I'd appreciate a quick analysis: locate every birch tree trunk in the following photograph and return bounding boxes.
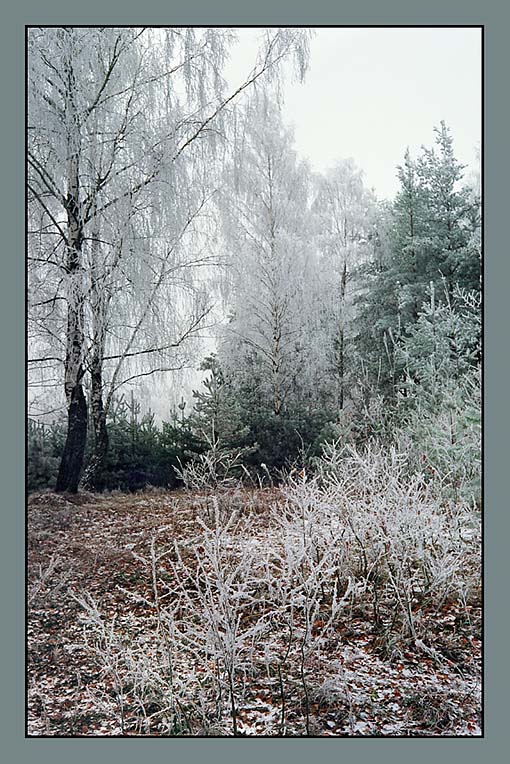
[81,228,110,491]
[334,259,348,411]
[55,36,88,492]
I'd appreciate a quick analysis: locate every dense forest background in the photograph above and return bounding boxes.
[27,28,481,504]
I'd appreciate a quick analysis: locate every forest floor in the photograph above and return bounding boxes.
[27,487,482,737]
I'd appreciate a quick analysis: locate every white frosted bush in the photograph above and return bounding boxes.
[73,445,480,734]
[284,442,480,644]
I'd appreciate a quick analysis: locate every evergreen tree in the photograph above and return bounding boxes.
[395,285,481,503]
[188,355,249,450]
[353,124,481,405]
[416,121,480,297]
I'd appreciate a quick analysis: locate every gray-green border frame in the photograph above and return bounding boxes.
[4,1,505,762]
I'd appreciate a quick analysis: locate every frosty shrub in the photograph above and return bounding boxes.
[74,504,273,734]
[72,442,480,734]
[395,286,481,506]
[73,588,217,735]
[162,504,274,735]
[73,488,356,735]
[174,436,249,491]
[266,480,357,732]
[28,554,68,607]
[286,442,480,652]
[396,367,481,506]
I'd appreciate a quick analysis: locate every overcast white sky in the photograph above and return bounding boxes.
[226,27,482,200]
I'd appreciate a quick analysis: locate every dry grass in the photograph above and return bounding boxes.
[27,481,481,737]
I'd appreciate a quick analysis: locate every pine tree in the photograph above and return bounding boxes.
[353,124,481,405]
[416,121,480,297]
[188,355,249,451]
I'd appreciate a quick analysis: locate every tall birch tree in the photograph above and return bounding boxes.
[28,27,311,491]
[313,160,376,410]
[218,97,319,419]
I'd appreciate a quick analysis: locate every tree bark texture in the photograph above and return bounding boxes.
[55,383,88,493]
[81,369,109,491]
[56,39,89,493]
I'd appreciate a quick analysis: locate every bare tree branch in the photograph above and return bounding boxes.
[27,184,69,245]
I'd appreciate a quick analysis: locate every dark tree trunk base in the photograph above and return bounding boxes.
[81,423,108,492]
[55,384,88,494]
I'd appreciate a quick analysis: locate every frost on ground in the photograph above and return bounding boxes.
[27,459,481,737]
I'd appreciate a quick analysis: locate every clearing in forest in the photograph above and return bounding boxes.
[27,484,481,737]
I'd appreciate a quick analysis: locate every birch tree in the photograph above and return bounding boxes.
[28,27,311,492]
[313,161,376,410]
[218,97,319,419]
